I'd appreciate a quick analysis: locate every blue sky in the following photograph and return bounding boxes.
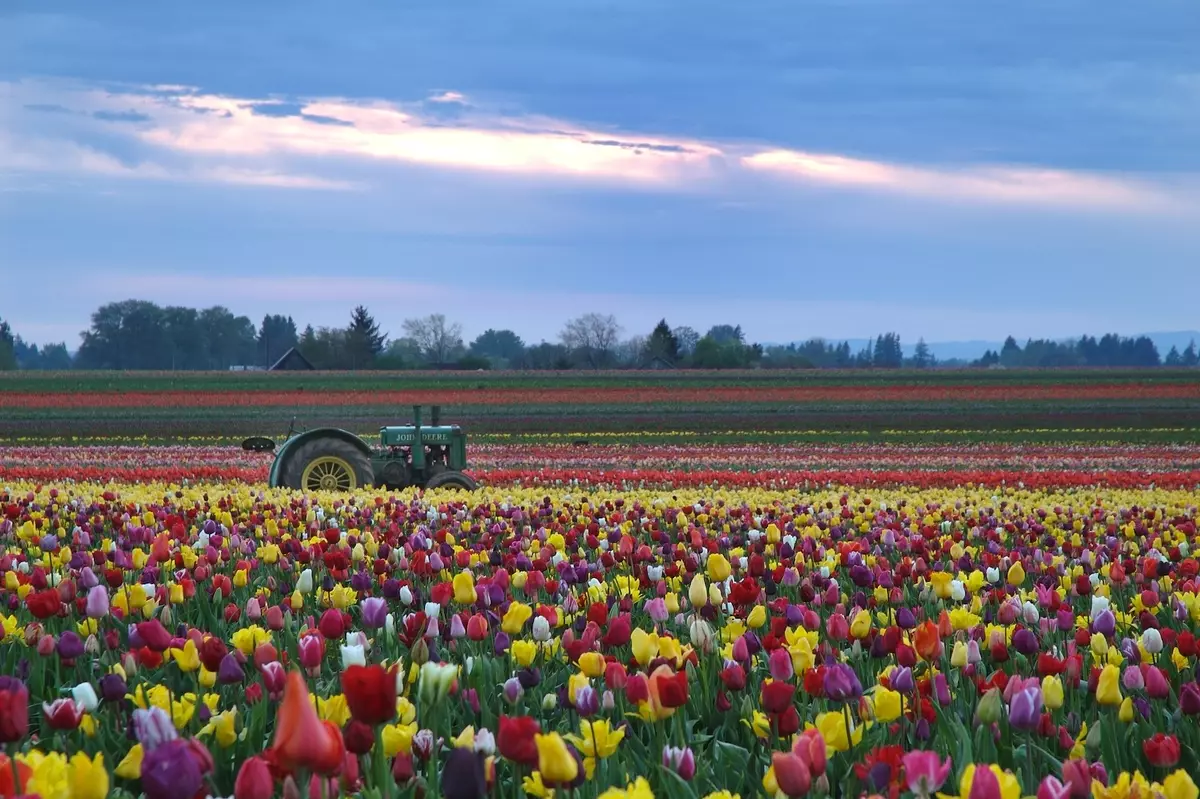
[2,0,1198,349]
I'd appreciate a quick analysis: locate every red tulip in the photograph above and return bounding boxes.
[1142,733,1180,767]
[341,664,398,726]
[497,715,540,767]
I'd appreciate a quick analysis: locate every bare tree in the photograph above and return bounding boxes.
[672,325,699,357]
[560,313,622,368]
[401,314,464,364]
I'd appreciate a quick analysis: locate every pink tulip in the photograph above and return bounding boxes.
[901,750,951,797]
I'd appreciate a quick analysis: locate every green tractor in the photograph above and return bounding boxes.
[242,405,477,492]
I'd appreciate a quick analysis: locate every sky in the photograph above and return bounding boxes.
[1,0,1198,349]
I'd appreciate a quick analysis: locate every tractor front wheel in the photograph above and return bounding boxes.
[424,470,478,491]
[282,437,374,492]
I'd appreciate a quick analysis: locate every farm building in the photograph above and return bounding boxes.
[269,347,315,371]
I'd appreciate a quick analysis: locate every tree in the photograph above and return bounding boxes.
[346,306,386,369]
[999,336,1023,368]
[199,306,257,369]
[402,314,464,365]
[872,333,903,368]
[705,324,744,345]
[912,338,933,369]
[672,326,699,357]
[258,314,299,368]
[644,319,680,367]
[1182,340,1199,367]
[469,329,526,368]
[526,342,573,370]
[560,313,622,369]
[75,300,170,369]
[1165,346,1182,366]
[0,318,16,371]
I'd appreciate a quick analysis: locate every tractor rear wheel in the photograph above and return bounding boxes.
[282,438,374,492]
[424,470,478,491]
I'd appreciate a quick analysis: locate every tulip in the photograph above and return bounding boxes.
[441,746,488,799]
[535,732,579,786]
[342,663,398,726]
[0,677,29,743]
[360,597,388,629]
[1037,776,1071,799]
[823,664,862,701]
[663,746,696,781]
[1096,664,1122,706]
[85,585,109,618]
[234,756,275,799]
[498,715,540,766]
[42,697,85,730]
[771,749,812,797]
[1008,686,1042,730]
[902,750,951,797]
[269,670,345,776]
[133,706,177,750]
[1143,733,1181,767]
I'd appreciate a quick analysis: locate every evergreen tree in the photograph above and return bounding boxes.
[346,306,387,368]
[258,314,299,368]
[645,319,680,366]
[1183,340,1199,367]
[1166,346,1182,366]
[912,338,933,368]
[0,318,16,371]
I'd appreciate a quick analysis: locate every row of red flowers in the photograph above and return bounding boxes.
[4,381,1198,408]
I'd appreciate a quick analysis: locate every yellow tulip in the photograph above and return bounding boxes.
[688,574,708,608]
[706,553,731,582]
[1007,562,1026,587]
[849,609,871,639]
[577,651,605,678]
[1096,663,1122,706]
[535,732,579,784]
[1042,676,1064,710]
[453,570,476,605]
[68,751,109,799]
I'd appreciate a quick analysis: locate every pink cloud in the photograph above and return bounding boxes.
[0,78,1187,211]
[741,149,1167,210]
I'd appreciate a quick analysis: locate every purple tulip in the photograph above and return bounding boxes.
[1008,685,1042,729]
[1092,609,1116,637]
[896,607,917,629]
[217,653,244,684]
[99,673,127,704]
[1012,628,1039,655]
[361,597,388,629]
[140,738,206,799]
[573,685,599,717]
[441,747,488,799]
[133,706,178,750]
[823,664,862,701]
[891,666,915,694]
[56,631,85,662]
[86,585,109,619]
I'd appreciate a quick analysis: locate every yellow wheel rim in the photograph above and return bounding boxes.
[301,456,357,492]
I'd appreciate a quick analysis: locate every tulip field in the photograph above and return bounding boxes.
[1,369,1200,798]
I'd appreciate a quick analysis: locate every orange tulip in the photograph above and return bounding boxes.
[269,670,346,776]
[913,621,942,661]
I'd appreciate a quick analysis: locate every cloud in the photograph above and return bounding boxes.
[428,91,467,104]
[0,77,1190,212]
[741,149,1168,210]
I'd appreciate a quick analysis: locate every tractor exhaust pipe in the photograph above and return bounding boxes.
[431,405,441,426]
[412,405,422,430]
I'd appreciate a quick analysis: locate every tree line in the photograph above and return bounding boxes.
[0,301,1193,371]
[975,334,1191,369]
